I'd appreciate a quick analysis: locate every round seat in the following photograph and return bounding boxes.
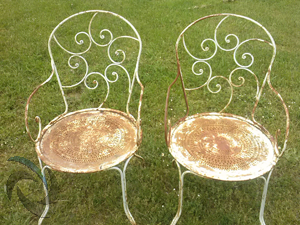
[36,108,138,173]
[169,113,277,181]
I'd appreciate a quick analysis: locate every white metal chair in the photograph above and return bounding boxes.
[25,10,143,224]
[164,13,289,224]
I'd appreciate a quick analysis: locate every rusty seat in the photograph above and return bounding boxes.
[25,10,143,225]
[169,113,276,181]
[165,14,289,225]
[37,109,139,173]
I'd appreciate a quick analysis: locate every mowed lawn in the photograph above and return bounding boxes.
[1,0,299,224]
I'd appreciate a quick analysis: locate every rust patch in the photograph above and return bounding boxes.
[37,109,138,173]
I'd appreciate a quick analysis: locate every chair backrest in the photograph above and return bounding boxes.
[46,10,143,118]
[165,13,289,156]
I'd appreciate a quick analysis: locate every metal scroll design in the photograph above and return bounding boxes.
[50,12,140,114]
[25,11,143,143]
[181,15,273,113]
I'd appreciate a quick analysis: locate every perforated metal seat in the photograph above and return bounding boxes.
[37,109,139,173]
[169,113,276,181]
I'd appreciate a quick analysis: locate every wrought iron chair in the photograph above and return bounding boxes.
[165,13,289,224]
[25,10,143,225]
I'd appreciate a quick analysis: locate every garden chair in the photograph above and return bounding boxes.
[164,13,289,224]
[25,10,143,225]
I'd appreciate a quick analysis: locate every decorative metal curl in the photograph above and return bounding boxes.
[53,32,92,55]
[62,55,89,88]
[92,29,114,47]
[206,76,233,112]
[180,14,274,112]
[84,72,109,90]
[229,68,260,98]
[47,11,141,112]
[183,36,217,61]
[75,32,90,46]
[186,61,212,91]
[105,64,131,89]
[107,36,139,64]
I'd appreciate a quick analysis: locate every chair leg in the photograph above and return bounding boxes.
[38,165,51,225]
[259,168,274,225]
[171,160,193,225]
[109,156,136,225]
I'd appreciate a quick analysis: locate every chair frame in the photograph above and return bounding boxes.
[25,10,143,225]
[165,13,289,224]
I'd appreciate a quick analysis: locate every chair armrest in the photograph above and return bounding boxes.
[165,54,190,147]
[268,77,290,157]
[137,77,144,144]
[25,84,43,143]
[164,85,173,147]
[25,70,54,143]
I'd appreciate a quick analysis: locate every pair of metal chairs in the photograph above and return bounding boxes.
[25,10,289,224]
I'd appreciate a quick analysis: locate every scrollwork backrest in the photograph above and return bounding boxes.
[48,10,143,118]
[165,14,289,156]
[25,10,143,144]
[175,14,278,118]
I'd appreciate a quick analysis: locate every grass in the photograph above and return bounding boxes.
[1,0,300,224]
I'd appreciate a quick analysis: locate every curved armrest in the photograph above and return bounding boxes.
[164,84,174,147]
[25,70,54,143]
[164,60,190,147]
[25,84,43,143]
[136,78,144,145]
[268,77,290,157]
[128,69,144,145]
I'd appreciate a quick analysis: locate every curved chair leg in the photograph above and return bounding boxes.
[38,158,51,225]
[171,160,193,225]
[259,168,274,225]
[109,156,136,225]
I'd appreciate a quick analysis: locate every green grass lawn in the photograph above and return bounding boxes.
[1,0,300,224]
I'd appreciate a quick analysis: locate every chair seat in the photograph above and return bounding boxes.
[36,108,138,173]
[169,113,277,181]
